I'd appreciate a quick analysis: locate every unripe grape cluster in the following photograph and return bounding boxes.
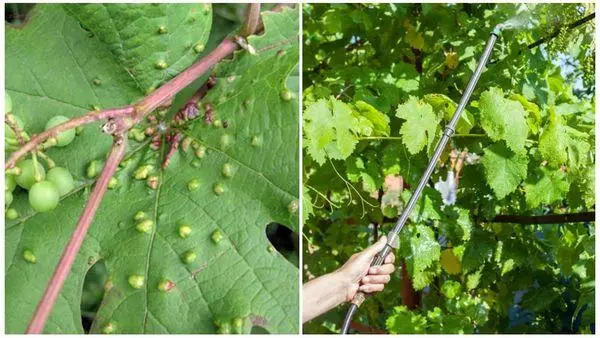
[5,91,77,215]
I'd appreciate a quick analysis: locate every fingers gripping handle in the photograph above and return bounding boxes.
[350,244,393,307]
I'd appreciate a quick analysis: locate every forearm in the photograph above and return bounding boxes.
[302,271,348,323]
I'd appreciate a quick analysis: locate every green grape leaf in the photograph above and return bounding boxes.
[441,280,462,299]
[64,4,212,93]
[303,97,359,165]
[423,93,474,134]
[538,107,591,170]
[395,96,441,155]
[6,5,298,334]
[345,154,382,193]
[386,306,427,334]
[508,93,542,135]
[524,167,569,208]
[353,100,390,136]
[481,142,528,200]
[409,224,441,290]
[402,187,443,222]
[479,87,528,154]
[302,186,314,224]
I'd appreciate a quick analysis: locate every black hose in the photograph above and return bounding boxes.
[340,304,358,334]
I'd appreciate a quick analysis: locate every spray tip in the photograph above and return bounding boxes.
[492,24,504,36]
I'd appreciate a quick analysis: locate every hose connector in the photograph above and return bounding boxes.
[492,23,504,36]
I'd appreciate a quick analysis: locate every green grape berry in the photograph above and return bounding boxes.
[181,250,197,264]
[5,190,13,206]
[128,274,145,289]
[6,208,18,219]
[16,159,46,190]
[5,91,13,113]
[29,180,60,212]
[46,167,74,196]
[45,116,76,147]
[178,224,192,238]
[5,174,16,192]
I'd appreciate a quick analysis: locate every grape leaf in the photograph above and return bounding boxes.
[409,224,441,290]
[353,100,390,136]
[481,142,528,200]
[479,87,528,154]
[395,96,441,155]
[440,249,462,275]
[64,4,212,93]
[524,167,569,208]
[538,107,591,170]
[423,93,474,134]
[441,280,462,298]
[386,306,427,334]
[5,5,298,334]
[303,97,360,165]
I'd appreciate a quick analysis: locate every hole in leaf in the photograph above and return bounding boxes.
[5,3,35,25]
[265,222,298,267]
[250,326,270,334]
[80,259,108,333]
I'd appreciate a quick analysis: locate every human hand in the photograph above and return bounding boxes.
[335,236,396,302]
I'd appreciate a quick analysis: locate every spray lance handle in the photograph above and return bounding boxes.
[349,235,400,307]
[340,27,503,335]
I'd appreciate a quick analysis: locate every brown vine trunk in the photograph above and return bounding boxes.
[401,260,419,309]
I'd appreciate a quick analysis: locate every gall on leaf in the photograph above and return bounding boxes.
[178,224,192,238]
[181,250,197,264]
[128,274,145,289]
[211,229,224,243]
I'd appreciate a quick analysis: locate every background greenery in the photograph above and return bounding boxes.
[302,3,594,333]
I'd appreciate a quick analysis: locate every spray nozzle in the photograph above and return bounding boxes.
[492,23,504,36]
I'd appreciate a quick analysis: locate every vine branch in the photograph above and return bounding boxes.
[26,133,128,334]
[240,3,261,37]
[22,4,267,333]
[492,211,594,224]
[526,12,595,50]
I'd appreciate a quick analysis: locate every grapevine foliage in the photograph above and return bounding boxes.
[303,3,594,334]
[5,4,299,333]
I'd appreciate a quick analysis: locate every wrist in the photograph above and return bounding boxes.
[331,269,354,302]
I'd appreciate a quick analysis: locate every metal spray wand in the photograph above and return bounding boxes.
[340,24,504,334]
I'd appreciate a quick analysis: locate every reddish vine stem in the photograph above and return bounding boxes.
[22,4,267,333]
[6,37,238,170]
[5,106,134,169]
[26,134,128,334]
[240,3,261,37]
